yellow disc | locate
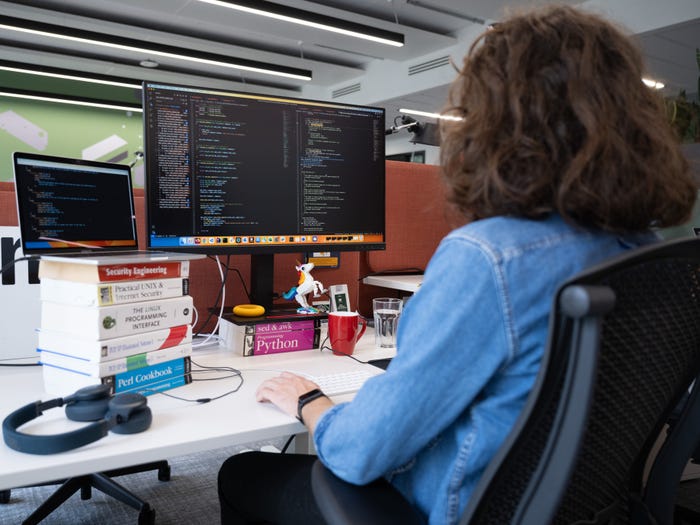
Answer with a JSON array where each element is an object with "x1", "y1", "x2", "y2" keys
[{"x1": 233, "y1": 304, "x2": 265, "y2": 317}]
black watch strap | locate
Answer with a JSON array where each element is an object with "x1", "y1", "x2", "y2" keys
[{"x1": 297, "y1": 388, "x2": 326, "y2": 424}]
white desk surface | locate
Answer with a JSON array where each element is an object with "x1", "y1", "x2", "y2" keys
[
  {"x1": 0, "y1": 328, "x2": 393, "y2": 491},
  {"x1": 362, "y1": 274, "x2": 423, "y2": 293}
]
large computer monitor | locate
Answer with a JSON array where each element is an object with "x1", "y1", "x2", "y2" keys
[{"x1": 142, "y1": 81, "x2": 386, "y2": 309}]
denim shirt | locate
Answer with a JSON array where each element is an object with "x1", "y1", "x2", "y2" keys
[{"x1": 314, "y1": 214, "x2": 656, "y2": 525}]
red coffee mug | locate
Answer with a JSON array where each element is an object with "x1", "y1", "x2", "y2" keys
[{"x1": 328, "y1": 312, "x2": 367, "y2": 356}]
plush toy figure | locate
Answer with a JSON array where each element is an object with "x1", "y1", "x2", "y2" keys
[{"x1": 282, "y1": 262, "x2": 327, "y2": 314}]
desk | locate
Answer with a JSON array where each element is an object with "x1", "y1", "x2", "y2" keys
[
  {"x1": 0, "y1": 328, "x2": 393, "y2": 492},
  {"x1": 362, "y1": 274, "x2": 423, "y2": 293}
]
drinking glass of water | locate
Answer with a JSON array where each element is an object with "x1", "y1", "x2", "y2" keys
[{"x1": 372, "y1": 297, "x2": 403, "y2": 348}]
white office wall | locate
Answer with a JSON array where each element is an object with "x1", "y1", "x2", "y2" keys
[{"x1": 0, "y1": 227, "x2": 40, "y2": 362}]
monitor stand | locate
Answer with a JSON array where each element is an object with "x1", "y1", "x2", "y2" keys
[{"x1": 250, "y1": 254, "x2": 275, "y2": 313}]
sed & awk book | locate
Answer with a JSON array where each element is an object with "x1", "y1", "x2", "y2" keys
[{"x1": 219, "y1": 317, "x2": 321, "y2": 356}]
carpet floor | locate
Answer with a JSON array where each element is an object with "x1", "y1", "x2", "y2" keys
[{"x1": 1, "y1": 438, "x2": 287, "y2": 525}]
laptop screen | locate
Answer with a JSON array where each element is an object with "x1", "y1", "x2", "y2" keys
[{"x1": 13, "y1": 152, "x2": 138, "y2": 255}]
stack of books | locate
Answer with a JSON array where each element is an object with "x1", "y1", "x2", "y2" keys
[{"x1": 37, "y1": 257, "x2": 195, "y2": 396}]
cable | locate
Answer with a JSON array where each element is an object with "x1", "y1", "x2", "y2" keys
[
  {"x1": 146, "y1": 385, "x2": 240, "y2": 404},
  {"x1": 0, "y1": 255, "x2": 39, "y2": 275},
  {"x1": 190, "y1": 359, "x2": 243, "y2": 380},
  {"x1": 280, "y1": 434, "x2": 295, "y2": 454},
  {"x1": 193, "y1": 255, "x2": 227, "y2": 345},
  {"x1": 318, "y1": 334, "x2": 371, "y2": 365},
  {"x1": 0, "y1": 362, "x2": 41, "y2": 367},
  {"x1": 192, "y1": 304, "x2": 200, "y2": 328},
  {"x1": 193, "y1": 255, "x2": 228, "y2": 337},
  {"x1": 193, "y1": 332, "x2": 220, "y2": 345},
  {"x1": 215, "y1": 258, "x2": 251, "y2": 303},
  {"x1": 140, "y1": 359, "x2": 244, "y2": 403}
]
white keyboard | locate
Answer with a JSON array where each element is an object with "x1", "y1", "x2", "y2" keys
[{"x1": 305, "y1": 369, "x2": 382, "y2": 396}]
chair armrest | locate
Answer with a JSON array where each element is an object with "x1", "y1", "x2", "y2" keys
[{"x1": 310, "y1": 460, "x2": 424, "y2": 525}]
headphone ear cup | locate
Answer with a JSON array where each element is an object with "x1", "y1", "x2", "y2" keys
[
  {"x1": 111, "y1": 406, "x2": 152, "y2": 434},
  {"x1": 107, "y1": 393, "x2": 152, "y2": 435},
  {"x1": 65, "y1": 396, "x2": 111, "y2": 422},
  {"x1": 67, "y1": 384, "x2": 112, "y2": 403}
]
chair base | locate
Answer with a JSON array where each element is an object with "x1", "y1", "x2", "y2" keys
[
  {"x1": 1, "y1": 460, "x2": 169, "y2": 525},
  {"x1": 21, "y1": 473, "x2": 156, "y2": 525}
]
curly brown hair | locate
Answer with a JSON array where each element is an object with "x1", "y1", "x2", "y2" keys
[{"x1": 439, "y1": 5, "x2": 697, "y2": 233}]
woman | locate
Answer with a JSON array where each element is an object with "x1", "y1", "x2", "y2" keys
[{"x1": 218, "y1": 5, "x2": 697, "y2": 524}]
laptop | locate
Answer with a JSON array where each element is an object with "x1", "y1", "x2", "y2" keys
[{"x1": 13, "y1": 152, "x2": 202, "y2": 265}]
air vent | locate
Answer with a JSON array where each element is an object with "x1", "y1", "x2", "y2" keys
[
  {"x1": 408, "y1": 55, "x2": 450, "y2": 76},
  {"x1": 332, "y1": 83, "x2": 361, "y2": 98}
]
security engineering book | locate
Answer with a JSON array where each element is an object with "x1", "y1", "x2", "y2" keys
[{"x1": 38, "y1": 259, "x2": 190, "y2": 283}]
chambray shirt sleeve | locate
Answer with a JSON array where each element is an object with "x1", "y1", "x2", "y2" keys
[{"x1": 313, "y1": 234, "x2": 513, "y2": 484}]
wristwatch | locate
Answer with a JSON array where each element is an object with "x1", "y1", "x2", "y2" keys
[{"x1": 297, "y1": 388, "x2": 326, "y2": 424}]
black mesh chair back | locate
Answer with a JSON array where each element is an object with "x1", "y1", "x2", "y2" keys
[
  {"x1": 462, "y1": 237, "x2": 700, "y2": 525},
  {"x1": 311, "y1": 237, "x2": 700, "y2": 525}
]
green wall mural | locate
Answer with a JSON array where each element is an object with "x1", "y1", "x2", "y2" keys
[{"x1": 0, "y1": 96, "x2": 144, "y2": 186}]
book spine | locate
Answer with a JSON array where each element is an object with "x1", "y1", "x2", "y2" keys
[
  {"x1": 38, "y1": 260, "x2": 190, "y2": 283},
  {"x1": 38, "y1": 342, "x2": 193, "y2": 377},
  {"x1": 37, "y1": 324, "x2": 193, "y2": 362},
  {"x1": 253, "y1": 319, "x2": 318, "y2": 333},
  {"x1": 40, "y1": 277, "x2": 189, "y2": 307},
  {"x1": 251, "y1": 319, "x2": 320, "y2": 356},
  {"x1": 247, "y1": 328, "x2": 320, "y2": 356},
  {"x1": 42, "y1": 356, "x2": 192, "y2": 396},
  {"x1": 40, "y1": 295, "x2": 194, "y2": 339},
  {"x1": 112, "y1": 356, "x2": 193, "y2": 396},
  {"x1": 243, "y1": 319, "x2": 320, "y2": 356},
  {"x1": 220, "y1": 319, "x2": 321, "y2": 356}
]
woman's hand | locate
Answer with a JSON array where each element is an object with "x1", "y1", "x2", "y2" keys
[{"x1": 256, "y1": 372, "x2": 333, "y2": 430}]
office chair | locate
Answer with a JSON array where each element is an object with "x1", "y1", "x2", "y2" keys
[
  {"x1": 1, "y1": 460, "x2": 169, "y2": 525},
  {"x1": 657, "y1": 391, "x2": 700, "y2": 523},
  {"x1": 311, "y1": 236, "x2": 700, "y2": 525}
]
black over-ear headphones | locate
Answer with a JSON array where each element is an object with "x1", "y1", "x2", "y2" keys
[{"x1": 2, "y1": 384, "x2": 152, "y2": 455}]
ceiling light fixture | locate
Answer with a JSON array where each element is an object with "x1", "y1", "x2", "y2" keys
[
  {"x1": 0, "y1": 16, "x2": 312, "y2": 81},
  {"x1": 196, "y1": 0, "x2": 404, "y2": 47},
  {"x1": 139, "y1": 59, "x2": 160, "y2": 69},
  {"x1": 0, "y1": 60, "x2": 142, "y2": 89},
  {"x1": 400, "y1": 108, "x2": 463, "y2": 121},
  {"x1": 642, "y1": 77, "x2": 665, "y2": 90},
  {"x1": 0, "y1": 90, "x2": 142, "y2": 112}
]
